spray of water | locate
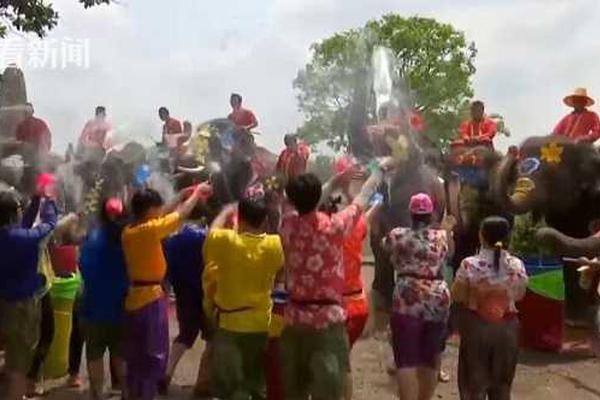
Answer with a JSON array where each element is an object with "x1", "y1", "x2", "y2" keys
[{"x1": 371, "y1": 46, "x2": 394, "y2": 121}]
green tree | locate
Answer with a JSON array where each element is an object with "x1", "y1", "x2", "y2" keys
[
  {"x1": 0, "y1": 0, "x2": 110, "y2": 38},
  {"x1": 294, "y1": 14, "x2": 477, "y2": 151}
]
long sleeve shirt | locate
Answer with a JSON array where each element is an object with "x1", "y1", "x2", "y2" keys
[
  {"x1": 552, "y1": 110, "x2": 600, "y2": 143},
  {"x1": 0, "y1": 198, "x2": 57, "y2": 301}
]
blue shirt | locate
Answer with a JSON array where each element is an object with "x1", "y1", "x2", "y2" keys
[
  {"x1": 80, "y1": 224, "x2": 129, "y2": 323},
  {"x1": 0, "y1": 198, "x2": 57, "y2": 301},
  {"x1": 164, "y1": 224, "x2": 206, "y2": 295}
]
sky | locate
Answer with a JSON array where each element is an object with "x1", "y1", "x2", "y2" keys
[{"x1": 3, "y1": 0, "x2": 600, "y2": 153}]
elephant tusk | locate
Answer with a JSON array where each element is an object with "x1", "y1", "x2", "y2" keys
[{"x1": 176, "y1": 165, "x2": 205, "y2": 173}]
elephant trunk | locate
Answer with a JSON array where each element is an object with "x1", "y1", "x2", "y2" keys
[
  {"x1": 536, "y1": 227, "x2": 600, "y2": 258},
  {"x1": 493, "y1": 150, "x2": 533, "y2": 214},
  {"x1": 507, "y1": 177, "x2": 535, "y2": 214}
]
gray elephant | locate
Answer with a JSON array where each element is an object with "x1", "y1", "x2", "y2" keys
[
  {"x1": 368, "y1": 128, "x2": 446, "y2": 312},
  {"x1": 494, "y1": 136, "x2": 600, "y2": 321}
]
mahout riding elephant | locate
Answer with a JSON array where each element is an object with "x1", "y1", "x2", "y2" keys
[
  {"x1": 444, "y1": 141, "x2": 508, "y2": 270},
  {"x1": 494, "y1": 135, "x2": 600, "y2": 320},
  {"x1": 175, "y1": 118, "x2": 277, "y2": 222}
]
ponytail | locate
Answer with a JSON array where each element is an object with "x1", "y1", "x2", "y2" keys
[
  {"x1": 480, "y1": 216, "x2": 511, "y2": 274},
  {"x1": 493, "y1": 241, "x2": 503, "y2": 273}
]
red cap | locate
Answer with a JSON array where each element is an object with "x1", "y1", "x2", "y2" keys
[
  {"x1": 104, "y1": 198, "x2": 124, "y2": 218},
  {"x1": 36, "y1": 173, "x2": 56, "y2": 196},
  {"x1": 409, "y1": 193, "x2": 434, "y2": 215},
  {"x1": 333, "y1": 155, "x2": 354, "y2": 175}
]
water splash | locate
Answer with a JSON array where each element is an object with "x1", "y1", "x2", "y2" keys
[
  {"x1": 371, "y1": 46, "x2": 394, "y2": 121},
  {"x1": 370, "y1": 45, "x2": 414, "y2": 133}
]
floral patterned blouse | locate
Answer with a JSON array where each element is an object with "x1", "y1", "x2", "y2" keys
[
  {"x1": 455, "y1": 249, "x2": 528, "y2": 313},
  {"x1": 280, "y1": 204, "x2": 363, "y2": 329},
  {"x1": 384, "y1": 227, "x2": 450, "y2": 322}
]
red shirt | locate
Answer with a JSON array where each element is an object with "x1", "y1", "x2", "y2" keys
[
  {"x1": 228, "y1": 107, "x2": 258, "y2": 129},
  {"x1": 80, "y1": 119, "x2": 112, "y2": 150},
  {"x1": 16, "y1": 116, "x2": 51, "y2": 152},
  {"x1": 553, "y1": 110, "x2": 600, "y2": 143},
  {"x1": 162, "y1": 117, "x2": 183, "y2": 145},
  {"x1": 163, "y1": 117, "x2": 183, "y2": 135},
  {"x1": 459, "y1": 118, "x2": 497, "y2": 142},
  {"x1": 276, "y1": 143, "x2": 310, "y2": 180},
  {"x1": 280, "y1": 204, "x2": 363, "y2": 329}
]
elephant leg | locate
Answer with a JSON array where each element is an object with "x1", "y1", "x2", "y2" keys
[{"x1": 370, "y1": 236, "x2": 394, "y2": 311}]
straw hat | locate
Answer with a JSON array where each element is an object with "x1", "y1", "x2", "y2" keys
[{"x1": 564, "y1": 87, "x2": 595, "y2": 107}]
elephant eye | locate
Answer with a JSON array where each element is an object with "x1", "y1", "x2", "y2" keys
[{"x1": 518, "y1": 157, "x2": 541, "y2": 175}]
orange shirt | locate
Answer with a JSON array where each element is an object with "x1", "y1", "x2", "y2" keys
[
  {"x1": 459, "y1": 118, "x2": 497, "y2": 142},
  {"x1": 343, "y1": 213, "x2": 367, "y2": 295},
  {"x1": 276, "y1": 143, "x2": 310, "y2": 180},
  {"x1": 122, "y1": 212, "x2": 181, "y2": 311}
]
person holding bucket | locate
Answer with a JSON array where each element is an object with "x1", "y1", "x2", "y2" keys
[
  {"x1": 452, "y1": 216, "x2": 528, "y2": 399},
  {"x1": 0, "y1": 189, "x2": 57, "y2": 400}
]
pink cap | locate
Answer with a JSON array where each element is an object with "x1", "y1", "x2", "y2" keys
[
  {"x1": 36, "y1": 173, "x2": 56, "y2": 193},
  {"x1": 409, "y1": 193, "x2": 434, "y2": 215},
  {"x1": 104, "y1": 198, "x2": 124, "y2": 218}
]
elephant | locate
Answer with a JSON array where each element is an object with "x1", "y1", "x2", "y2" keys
[
  {"x1": 443, "y1": 141, "x2": 508, "y2": 270},
  {"x1": 494, "y1": 135, "x2": 600, "y2": 321},
  {"x1": 174, "y1": 118, "x2": 278, "y2": 222},
  {"x1": 366, "y1": 127, "x2": 446, "y2": 313}
]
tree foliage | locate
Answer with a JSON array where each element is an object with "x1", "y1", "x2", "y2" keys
[
  {"x1": 294, "y1": 14, "x2": 478, "y2": 150},
  {"x1": 0, "y1": 0, "x2": 110, "y2": 38}
]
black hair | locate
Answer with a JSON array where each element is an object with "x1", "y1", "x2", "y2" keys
[
  {"x1": 158, "y1": 106, "x2": 169, "y2": 115},
  {"x1": 0, "y1": 191, "x2": 19, "y2": 227},
  {"x1": 319, "y1": 195, "x2": 342, "y2": 215},
  {"x1": 480, "y1": 216, "x2": 511, "y2": 273},
  {"x1": 130, "y1": 188, "x2": 164, "y2": 220},
  {"x1": 411, "y1": 213, "x2": 432, "y2": 230},
  {"x1": 238, "y1": 197, "x2": 268, "y2": 229},
  {"x1": 95, "y1": 106, "x2": 106, "y2": 115},
  {"x1": 285, "y1": 173, "x2": 322, "y2": 215},
  {"x1": 230, "y1": 93, "x2": 242, "y2": 103},
  {"x1": 471, "y1": 100, "x2": 484, "y2": 109},
  {"x1": 284, "y1": 134, "x2": 297, "y2": 146}
]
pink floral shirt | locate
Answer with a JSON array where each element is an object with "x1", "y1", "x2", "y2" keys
[
  {"x1": 455, "y1": 249, "x2": 528, "y2": 313},
  {"x1": 280, "y1": 204, "x2": 362, "y2": 329},
  {"x1": 384, "y1": 227, "x2": 450, "y2": 322}
]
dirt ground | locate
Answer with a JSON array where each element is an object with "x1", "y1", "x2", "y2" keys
[
  {"x1": 33, "y1": 335, "x2": 600, "y2": 400},
  {"x1": 7, "y1": 266, "x2": 600, "y2": 399}
]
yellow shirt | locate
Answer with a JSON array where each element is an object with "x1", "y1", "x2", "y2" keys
[
  {"x1": 122, "y1": 212, "x2": 181, "y2": 311},
  {"x1": 204, "y1": 229, "x2": 283, "y2": 333}
]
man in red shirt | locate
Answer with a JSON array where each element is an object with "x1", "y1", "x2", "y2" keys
[
  {"x1": 228, "y1": 93, "x2": 258, "y2": 134},
  {"x1": 78, "y1": 106, "x2": 113, "y2": 153},
  {"x1": 16, "y1": 103, "x2": 51, "y2": 155},
  {"x1": 553, "y1": 88, "x2": 600, "y2": 143},
  {"x1": 158, "y1": 107, "x2": 183, "y2": 148},
  {"x1": 458, "y1": 100, "x2": 497, "y2": 145},
  {"x1": 276, "y1": 134, "x2": 310, "y2": 181}
]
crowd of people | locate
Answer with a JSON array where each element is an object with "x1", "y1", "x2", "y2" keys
[
  {"x1": 0, "y1": 165, "x2": 530, "y2": 400},
  {"x1": 0, "y1": 86, "x2": 599, "y2": 400}
]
